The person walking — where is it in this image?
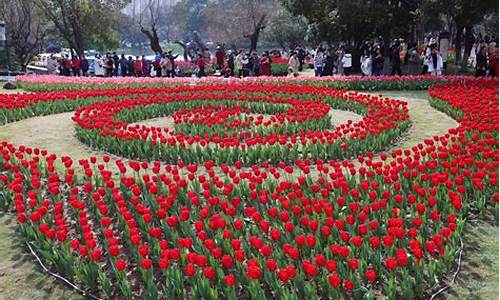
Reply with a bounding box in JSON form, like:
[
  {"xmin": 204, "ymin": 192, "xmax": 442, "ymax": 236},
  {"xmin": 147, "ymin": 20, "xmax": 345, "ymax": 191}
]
[
  {"xmin": 407, "ymin": 43, "xmax": 420, "ymax": 75},
  {"xmin": 390, "ymin": 41, "xmax": 402, "ymax": 76},
  {"xmin": 259, "ymin": 51, "xmax": 271, "ymax": 76},
  {"xmin": 203, "ymin": 48, "xmax": 211, "ymax": 64},
  {"xmin": 105, "ymin": 53, "xmax": 114, "ymax": 77},
  {"xmin": 71, "ymin": 56, "xmax": 81, "ymax": 76},
  {"xmin": 215, "ymin": 46, "xmax": 225, "ymax": 71},
  {"xmin": 127, "ymin": 56, "xmax": 134, "ymax": 76},
  {"xmin": 81, "ymin": 56, "xmax": 89, "ymax": 76},
  {"xmin": 112, "ymin": 52, "xmax": 120, "ymax": 76},
  {"xmin": 153, "ymin": 52, "xmax": 162, "ymax": 77},
  {"xmin": 336, "ymin": 47, "xmax": 345, "ymax": 75},
  {"xmin": 167, "ymin": 50, "xmax": 178, "ymax": 77},
  {"xmin": 235, "ymin": 50, "xmax": 244, "ymax": 77},
  {"xmin": 119, "ymin": 54, "xmax": 128, "ymax": 76},
  {"xmin": 47, "ymin": 54, "xmax": 58, "ymax": 75},
  {"xmin": 133, "ymin": 56, "xmax": 143, "ymax": 77},
  {"xmin": 341, "ymin": 49, "xmax": 352, "ymax": 76},
  {"xmin": 372, "ymin": 48, "xmax": 384, "ymax": 76},
  {"xmin": 421, "ymin": 42, "xmax": 433, "ymax": 74},
  {"xmin": 314, "ymin": 48, "xmax": 325, "ymax": 77},
  {"xmin": 250, "ymin": 51, "xmax": 260, "ymax": 76},
  {"xmin": 227, "ymin": 50, "xmax": 235, "ymax": 76},
  {"xmin": 427, "ymin": 46, "xmax": 443, "ymax": 75},
  {"xmin": 160, "ymin": 54, "xmax": 170, "ymax": 77},
  {"xmin": 488, "ymin": 42, "xmax": 498, "ymax": 77},
  {"xmin": 94, "ymin": 53, "xmax": 104, "ymax": 76},
  {"xmin": 241, "ymin": 53, "xmax": 251, "ymax": 77},
  {"xmin": 322, "ymin": 50, "xmax": 334, "ymax": 76},
  {"xmin": 141, "ymin": 56, "xmax": 150, "ymax": 77},
  {"xmin": 288, "ymin": 52, "xmax": 300, "ymax": 77},
  {"xmin": 197, "ymin": 54, "xmax": 206, "ymax": 78},
  {"xmin": 360, "ymin": 49, "xmax": 372, "ymax": 76},
  {"xmin": 475, "ymin": 46, "xmax": 488, "ymax": 77}
]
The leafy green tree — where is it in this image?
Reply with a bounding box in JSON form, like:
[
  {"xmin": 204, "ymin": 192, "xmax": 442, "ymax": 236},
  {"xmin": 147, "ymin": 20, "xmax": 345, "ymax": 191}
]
[
  {"xmin": 0, "ymin": 0, "xmax": 48, "ymax": 70},
  {"xmin": 262, "ymin": 8, "xmax": 309, "ymax": 49},
  {"xmin": 423, "ymin": 0, "xmax": 498, "ymax": 65},
  {"xmin": 36, "ymin": 0, "xmax": 130, "ymax": 57},
  {"xmin": 282, "ymin": 0, "xmax": 420, "ymax": 55}
]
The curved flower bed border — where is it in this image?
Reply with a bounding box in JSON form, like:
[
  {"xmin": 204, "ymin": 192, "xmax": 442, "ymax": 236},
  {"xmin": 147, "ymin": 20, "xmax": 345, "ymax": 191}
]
[
  {"xmin": 15, "ymin": 74, "xmax": 471, "ymax": 92},
  {"xmin": 0, "ymin": 77, "xmax": 498, "ymax": 300},
  {"xmin": 72, "ymin": 83, "xmax": 410, "ymax": 165}
]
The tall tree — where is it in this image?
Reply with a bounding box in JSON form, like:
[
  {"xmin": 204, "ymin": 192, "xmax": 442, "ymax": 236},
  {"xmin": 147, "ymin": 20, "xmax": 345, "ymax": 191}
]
[
  {"xmin": 262, "ymin": 8, "xmax": 309, "ymax": 49},
  {"xmin": 425, "ymin": 0, "xmax": 498, "ymax": 66},
  {"xmin": 0, "ymin": 0, "xmax": 47, "ymax": 70},
  {"xmin": 282, "ymin": 0, "xmax": 419, "ymax": 53},
  {"xmin": 131, "ymin": 0, "xmax": 180, "ymax": 54},
  {"xmin": 204, "ymin": 0, "xmax": 277, "ymax": 50},
  {"xmin": 36, "ymin": 0, "xmax": 129, "ymax": 58}
]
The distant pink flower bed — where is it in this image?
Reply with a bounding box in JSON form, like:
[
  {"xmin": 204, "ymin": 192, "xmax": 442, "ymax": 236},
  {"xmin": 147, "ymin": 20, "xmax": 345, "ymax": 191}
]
[{"xmin": 16, "ymin": 74, "xmax": 469, "ymax": 86}]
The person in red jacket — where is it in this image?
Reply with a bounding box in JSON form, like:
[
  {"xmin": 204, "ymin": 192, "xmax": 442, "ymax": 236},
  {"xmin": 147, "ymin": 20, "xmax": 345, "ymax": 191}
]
[
  {"xmin": 215, "ymin": 46, "xmax": 225, "ymax": 71},
  {"xmin": 71, "ymin": 56, "xmax": 80, "ymax": 76},
  {"xmin": 197, "ymin": 54, "xmax": 206, "ymax": 78},
  {"xmin": 259, "ymin": 51, "xmax": 271, "ymax": 76},
  {"xmin": 134, "ymin": 56, "xmax": 143, "ymax": 77}
]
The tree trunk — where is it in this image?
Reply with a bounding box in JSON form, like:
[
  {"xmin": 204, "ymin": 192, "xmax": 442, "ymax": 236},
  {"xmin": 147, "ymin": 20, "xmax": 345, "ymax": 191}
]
[
  {"xmin": 192, "ymin": 31, "xmax": 206, "ymax": 51},
  {"xmin": 140, "ymin": 25, "xmax": 163, "ymax": 54},
  {"xmin": 173, "ymin": 40, "xmax": 189, "ymax": 61},
  {"xmin": 461, "ymin": 25, "xmax": 473, "ymax": 70},
  {"xmin": 382, "ymin": 23, "xmax": 391, "ymax": 75},
  {"xmin": 454, "ymin": 24, "xmax": 463, "ymax": 65},
  {"xmin": 249, "ymin": 31, "xmax": 259, "ymax": 51}
]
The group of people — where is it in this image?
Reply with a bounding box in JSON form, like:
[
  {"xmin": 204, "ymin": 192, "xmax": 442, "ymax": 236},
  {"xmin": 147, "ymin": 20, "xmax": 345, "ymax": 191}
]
[
  {"xmin": 311, "ymin": 44, "xmax": 382, "ymax": 77},
  {"xmin": 193, "ymin": 46, "xmax": 275, "ymax": 78},
  {"xmin": 94, "ymin": 52, "xmax": 178, "ymax": 77},
  {"xmin": 46, "ymin": 34, "xmax": 498, "ymax": 78},
  {"xmin": 47, "ymin": 51, "xmax": 180, "ymax": 77},
  {"xmin": 311, "ymin": 36, "xmax": 447, "ymax": 77},
  {"xmin": 473, "ymin": 39, "xmax": 498, "ymax": 77},
  {"xmin": 48, "ymin": 54, "xmax": 90, "ymax": 76}
]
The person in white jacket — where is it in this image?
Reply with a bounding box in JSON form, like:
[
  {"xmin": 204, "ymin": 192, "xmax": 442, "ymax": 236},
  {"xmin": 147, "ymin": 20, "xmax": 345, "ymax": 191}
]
[
  {"xmin": 360, "ymin": 50, "xmax": 372, "ymax": 76},
  {"xmin": 46, "ymin": 54, "xmax": 58, "ymax": 75},
  {"xmin": 427, "ymin": 46, "xmax": 443, "ymax": 75},
  {"xmin": 341, "ymin": 50, "xmax": 352, "ymax": 76},
  {"xmin": 94, "ymin": 53, "xmax": 105, "ymax": 76}
]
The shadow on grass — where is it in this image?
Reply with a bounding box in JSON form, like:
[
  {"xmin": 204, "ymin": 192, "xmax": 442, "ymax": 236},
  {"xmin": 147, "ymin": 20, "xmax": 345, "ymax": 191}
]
[
  {"xmin": 437, "ymin": 218, "xmax": 499, "ymax": 300},
  {"xmin": 0, "ymin": 212, "xmax": 84, "ymax": 300}
]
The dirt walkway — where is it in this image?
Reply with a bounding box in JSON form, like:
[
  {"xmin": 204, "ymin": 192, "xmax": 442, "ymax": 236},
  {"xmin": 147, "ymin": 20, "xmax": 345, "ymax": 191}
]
[{"xmin": 363, "ymin": 90, "xmax": 458, "ymax": 150}]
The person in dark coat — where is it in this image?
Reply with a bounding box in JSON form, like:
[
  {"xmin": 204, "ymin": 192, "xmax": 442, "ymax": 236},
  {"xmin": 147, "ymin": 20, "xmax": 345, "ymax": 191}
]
[
  {"xmin": 80, "ymin": 57, "xmax": 89, "ymax": 76},
  {"xmin": 112, "ymin": 52, "xmax": 120, "ymax": 76},
  {"xmin": 119, "ymin": 54, "xmax": 128, "ymax": 76},
  {"xmin": 153, "ymin": 52, "xmax": 162, "ymax": 77},
  {"xmin": 227, "ymin": 50, "xmax": 235, "ymax": 76},
  {"xmin": 322, "ymin": 51, "xmax": 334, "ymax": 76},
  {"xmin": 475, "ymin": 46, "xmax": 488, "ymax": 77},
  {"xmin": 390, "ymin": 41, "xmax": 402, "ymax": 76},
  {"xmin": 127, "ymin": 56, "xmax": 134, "ymax": 76},
  {"xmin": 372, "ymin": 48, "xmax": 385, "ymax": 76}
]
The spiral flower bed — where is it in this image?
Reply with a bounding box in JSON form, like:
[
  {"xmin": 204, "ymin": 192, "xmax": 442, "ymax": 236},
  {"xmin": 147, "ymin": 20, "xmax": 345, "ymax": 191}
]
[
  {"xmin": 72, "ymin": 83, "xmax": 409, "ymax": 164},
  {"xmin": 0, "ymin": 77, "xmax": 498, "ymax": 300}
]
